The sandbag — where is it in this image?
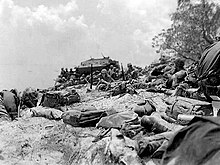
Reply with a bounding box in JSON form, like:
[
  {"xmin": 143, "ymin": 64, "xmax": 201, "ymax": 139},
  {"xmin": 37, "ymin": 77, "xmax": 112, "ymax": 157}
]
[
  {"xmin": 96, "ymin": 111, "xmax": 138, "ymax": 129},
  {"xmin": 41, "ymin": 89, "xmax": 80, "ymax": 108},
  {"xmin": 62, "ymin": 109, "xmax": 107, "ymax": 127},
  {"xmin": 165, "ymin": 96, "xmax": 212, "ymax": 119}
]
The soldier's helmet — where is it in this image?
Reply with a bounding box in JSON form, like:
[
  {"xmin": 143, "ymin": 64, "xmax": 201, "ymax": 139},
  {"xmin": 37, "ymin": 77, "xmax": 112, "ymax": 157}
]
[
  {"xmin": 127, "ymin": 63, "xmax": 132, "ymax": 67},
  {"xmin": 215, "ymin": 35, "xmax": 220, "ymax": 41},
  {"xmin": 101, "ymin": 69, "xmax": 107, "ymax": 74},
  {"xmin": 174, "ymin": 58, "xmax": 185, "ymax": 69}
]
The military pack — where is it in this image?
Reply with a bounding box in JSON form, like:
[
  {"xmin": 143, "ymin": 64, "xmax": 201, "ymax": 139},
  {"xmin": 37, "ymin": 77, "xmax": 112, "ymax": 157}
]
[
  {"xmin": 41, "ymin": 88, "xmax": 80, "ymax": 108},
  {"xmin": 62, "ymin": 107, "xmax": 107, "ymax": 127},
  {"xmin": 165, "ymin": 96, "xmax": 212, "ymax": 120}
]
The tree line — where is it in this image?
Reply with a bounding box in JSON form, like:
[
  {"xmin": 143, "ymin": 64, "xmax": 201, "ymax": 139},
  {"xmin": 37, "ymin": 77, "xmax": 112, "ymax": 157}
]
[{"xmin": 152, "ymin": 0, "xmax": 220, "ymax": 62}]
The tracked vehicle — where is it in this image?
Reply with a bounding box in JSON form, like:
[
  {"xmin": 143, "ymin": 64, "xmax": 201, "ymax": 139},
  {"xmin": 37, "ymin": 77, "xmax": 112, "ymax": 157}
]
[{"xmin": 75, "ymin": 56, "xmax": 119, "ymax": 76}]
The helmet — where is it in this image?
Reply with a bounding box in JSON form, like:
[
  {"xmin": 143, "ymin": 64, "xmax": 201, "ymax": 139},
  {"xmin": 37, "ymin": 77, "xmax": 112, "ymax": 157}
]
[
  {"xmin": 127, "ymin": 63, "xmax": 132, "ymax": 67},
  {"xmin": 174, "ymin": 58, "xmax": 184, "ymax": 68},
  {"xmin": 101, "ymin": 69, "xmax": 107, "ymax": 74}
]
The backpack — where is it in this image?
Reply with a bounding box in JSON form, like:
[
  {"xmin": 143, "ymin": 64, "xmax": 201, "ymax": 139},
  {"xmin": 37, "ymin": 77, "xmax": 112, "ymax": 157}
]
[
  {"xmin": 96, "ymin": 111, "xmax": 138, "ymax": 129},
  {"xmin": 62, "ymin": 108, "xmax": 107, "ymax": 127},
  {"xmin": 21, "ymin": 87, "xmax": 38, "ymax": 108},
  {"xmin": 165, "ymin": 96, "xmax": 212, "ymax": 120},
  {"xmin": 41, "ymin": 88, "xmax": 80, "ymax": 108}
]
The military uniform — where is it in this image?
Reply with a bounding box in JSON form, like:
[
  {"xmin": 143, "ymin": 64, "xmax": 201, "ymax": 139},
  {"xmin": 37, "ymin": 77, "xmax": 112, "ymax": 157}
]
[{"xmin": 0, "ymin": 90, "xmax": 20, "ymax": 120}]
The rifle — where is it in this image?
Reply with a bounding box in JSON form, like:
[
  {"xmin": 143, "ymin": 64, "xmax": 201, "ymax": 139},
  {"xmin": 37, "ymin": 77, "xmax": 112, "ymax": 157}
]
[
  {"xmin": 90, "ymin": 64, "xmax": 93, "ymax": 89},
  {"xmin": 92, "ymin": 128, "xmax": 111, "ymax": 142},
  {"xmin": 121, "ymin": 63, "xmax": 125, "ymax": 81}
]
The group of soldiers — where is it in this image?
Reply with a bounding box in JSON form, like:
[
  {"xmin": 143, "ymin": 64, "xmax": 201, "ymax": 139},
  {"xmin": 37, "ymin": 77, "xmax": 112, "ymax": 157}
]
[
  {"xmin": 55, "ymin": 63, "xmax": 139, "ymax": 90},
  {"xmin": 56, "ymin": 68, "xmax": 76, "ymax": 83},
  {"xmin": 144, "ymin": 57, "xmax": 188, "ymax": 89},
  {"xmin": 0, "ymin": 87, "xmax": 41, "ymax": 122},
  {"xmin": 0, "ymin": 63, "xmax": 141, "ymax": 121},
  {"xmin": 54, "ymin": 57, "xmax": 195, "ymax": 99},
  {"xmin": 94, "ymin": 63, "xmax": 139, "ymax": 91},
  {"xmin": 0, "ymin": 56, "xmax": 201, "ymax": 122}
]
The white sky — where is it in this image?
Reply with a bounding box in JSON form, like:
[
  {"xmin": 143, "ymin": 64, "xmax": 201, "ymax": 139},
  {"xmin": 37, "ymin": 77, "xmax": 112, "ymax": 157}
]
[{"xmin": 0, "ymin": 0, "xmax": 177, "ymax": 67}]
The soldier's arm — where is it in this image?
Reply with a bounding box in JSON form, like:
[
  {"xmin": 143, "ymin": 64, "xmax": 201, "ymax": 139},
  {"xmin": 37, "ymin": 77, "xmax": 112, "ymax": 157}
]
[{"xmin": 101, "ymin": 79, "xmax": 109, "ymax": 84}]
